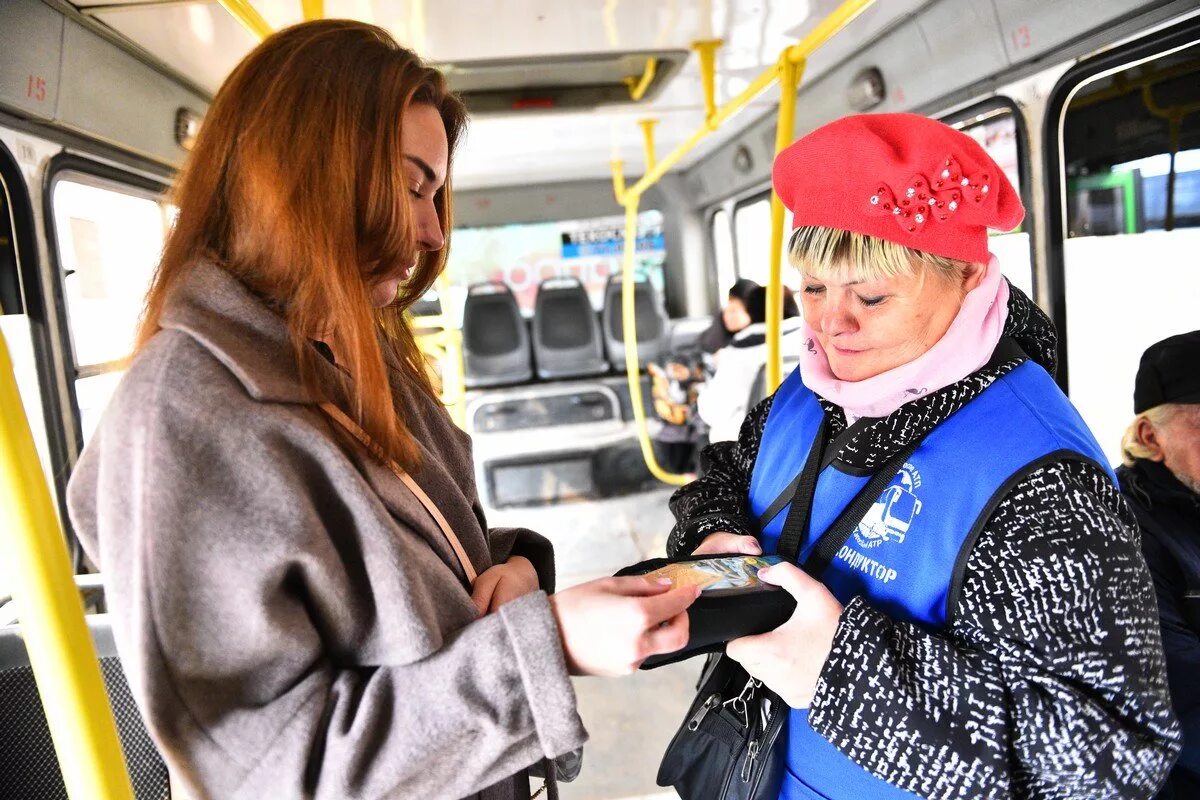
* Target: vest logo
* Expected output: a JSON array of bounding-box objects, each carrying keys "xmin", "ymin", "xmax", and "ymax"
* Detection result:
[{"xmin": 853, "ymin": 462, "xmax": 923, "ymax": 548}]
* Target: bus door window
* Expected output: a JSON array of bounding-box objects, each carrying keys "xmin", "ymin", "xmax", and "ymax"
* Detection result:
[
  {"xmin": 0, "ymin": 148, "xmax": 54, "ymax": 505},
  {"xmin": 1057, "ymin": 42, "xmax": 1200, "ymax": 465},
  {"xmin": 711, "ymin": 208, "xmax": 736, "ymax": 296},
  {"xmin": 50, "ymin": 177, "xmax": 170, "ymax": 444},
  {"xmin": 954, "ymin": 107, "xmax": 1034, "ymax": 299},
  {"xmin": 732, "ymin": 193, "xmax": 797, "ymax": 289}
]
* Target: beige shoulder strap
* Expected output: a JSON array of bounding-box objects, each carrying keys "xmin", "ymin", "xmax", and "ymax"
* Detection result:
[{"xmin": 319, "ymin": 402, "xmax": 477, "ymax": 585}]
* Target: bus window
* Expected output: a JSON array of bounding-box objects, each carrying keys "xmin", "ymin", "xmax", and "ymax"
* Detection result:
[
  {"xmin": 51, "ymin": 177, "xmax": 170, "ymax": 443},
  {"xmin": 955, "ymin": 107, "xmax": 1034, "ymax": 299},
  {"xmin": 447, "ymin": 210, "xmax": 666, "ymax": 317},
  {"xmin": 1057, "ymin": 42, "xmax": 1200, "ymax": 465},
  {"xmin": 711, "ymin": 208, "xmax": 736, "ymax": 296},
  {"xmin": 733, "ymin": 194, "xmax": 796, "ymax": 289}
]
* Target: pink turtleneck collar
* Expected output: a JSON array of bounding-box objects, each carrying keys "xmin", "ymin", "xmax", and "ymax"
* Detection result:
[{"xmin": 799, "ymin": 254, "xmax": 1009, "ymax": 423}]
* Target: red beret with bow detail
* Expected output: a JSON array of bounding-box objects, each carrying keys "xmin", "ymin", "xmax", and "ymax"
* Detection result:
[{"xmin": 772, "ymin": 113, "xmax": 1024, "ymax": 265}]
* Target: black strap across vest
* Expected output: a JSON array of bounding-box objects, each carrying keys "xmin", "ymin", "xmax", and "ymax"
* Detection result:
[{"xmin": 767, "ymin": 337, "xmax": 1028, "ymax": 574}]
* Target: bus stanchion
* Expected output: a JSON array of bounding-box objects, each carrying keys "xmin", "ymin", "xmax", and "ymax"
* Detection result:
[
  {"xmin": 611, "ymin": 0, "xmax": 876, "ymax": 485},
  {"xmin": 0, "ymin": 329, "xmax": 135, "ymax": 800}
]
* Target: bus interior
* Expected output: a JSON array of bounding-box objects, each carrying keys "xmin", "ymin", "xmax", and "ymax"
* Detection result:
[{"xmin": 2, "ymin": 0, "xmax": 1199, "ymax": 797}]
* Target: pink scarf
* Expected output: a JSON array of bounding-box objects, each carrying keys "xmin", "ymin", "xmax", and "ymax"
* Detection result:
[{"xmin": 799, "ymin": 254, "xmax": 1009, "ymax": 421}]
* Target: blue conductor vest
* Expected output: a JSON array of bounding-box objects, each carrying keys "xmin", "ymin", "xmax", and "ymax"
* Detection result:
[{"xmin": 748, "ymin": 358, "xmax": 1113, "ymax": 800}]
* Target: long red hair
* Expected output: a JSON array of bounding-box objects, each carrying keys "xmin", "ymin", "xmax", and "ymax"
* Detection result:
[{"xmin": 137, "ymin": 20, "xmax": 467, "ymax": 470}]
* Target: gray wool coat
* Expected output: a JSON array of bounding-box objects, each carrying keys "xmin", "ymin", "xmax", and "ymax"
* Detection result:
[{"xmin": 67, "ymin": 261, "xmax": 588, "ymax": 799}]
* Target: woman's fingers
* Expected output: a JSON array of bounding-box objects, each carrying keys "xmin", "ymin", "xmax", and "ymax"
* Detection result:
[
  {"xmin": 469, "ymin": 567, "xmax": 503, "ymax": 616},
  {"xmin": 756, "ymin": 561, "xmax": 815, "ymax": 599},
  {"xmin": 607, "ymin": 575, "xmax": 677, "ymax": 597},
  {"xmin": 637, "ymin": 585, "xmax": 701, "ymax": 627},
  {"xmin": 641, "ymin": 610, "xmax": 691, "ymax": 657},
  {"xmin": 691, "ymin": 532, "xmax": 763, "ymax": 556}
]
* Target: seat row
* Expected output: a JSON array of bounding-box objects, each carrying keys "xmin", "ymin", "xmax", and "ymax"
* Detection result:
[{"xmin": 463, "ymin": 274, "xmax": 669, "ymax": 388}]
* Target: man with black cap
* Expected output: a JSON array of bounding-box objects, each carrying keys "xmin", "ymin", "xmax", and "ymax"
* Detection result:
[{"xmin": 1118, "ymin": 330, "xmax": 1200, "ymax": 799}]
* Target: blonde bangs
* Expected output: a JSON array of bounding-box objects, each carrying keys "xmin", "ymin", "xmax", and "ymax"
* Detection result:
[{"xmin": 787, "ymin": 225, "xmax": 974, "ymax": 284}]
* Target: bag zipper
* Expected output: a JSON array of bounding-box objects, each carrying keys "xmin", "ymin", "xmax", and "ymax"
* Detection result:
[
  {"xmin": 687, "ymin": 693, "xmax": 721, "ymax": 731},
  {"xmin": 745, "ymin": 696, "xmax": 788, "ymax": 794}
]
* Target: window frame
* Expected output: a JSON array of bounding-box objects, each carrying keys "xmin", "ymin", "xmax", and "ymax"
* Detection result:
[
  {"xmin": 940, "ymin": 96, "xmax": 1038, "ymax": 304},
  {"xmin": 706, "ymin": 205, "xmax": 736, "ymax": 309},
  {"xmin": 1042, "ymin": 15, "xmax": 1200, "ymax": 392},
  {"xmin": 1, "ymin": 140, "xmax": 78, "ymax": 538},
  {"xmin": 731, "ymin": 188, "xmax": 772, "ymax": 285},
  {"xmin": 42, "ymin": 153, "xmax": 168, "ymax": 457}
]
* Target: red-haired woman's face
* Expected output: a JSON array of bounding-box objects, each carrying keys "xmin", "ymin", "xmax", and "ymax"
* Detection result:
[{"xmin": 370, "ymin": 103, "xmax": 449, "ymax": 308}]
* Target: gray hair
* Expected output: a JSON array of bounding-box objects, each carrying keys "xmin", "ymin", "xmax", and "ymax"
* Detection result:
[{"xmin": 1121, "ymin": 404, "xmax": 1179, "ymax": 465}]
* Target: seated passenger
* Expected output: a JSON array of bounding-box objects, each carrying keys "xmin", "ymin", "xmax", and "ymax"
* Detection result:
[
  {"xmin": 667, "ymin": 113, "xmax": 1180, "ymax": 798},
  {"xmin": 648, "ymin": 352, "xmax": 707, "ymax": 475},
  {"xmin": 698, "ymin": 277, "xmax": 759, "ymax": 353},
  {"xmin": 66, "ymin": 21, "xmax": 698, "ymax": 800},
  {"xmin": 1117, "ymin": 330, "xmax": 1200, "ymax": 799},
  {"xmin": 696, "ymin": 286, "xmax": 803, "ymax": 443}
]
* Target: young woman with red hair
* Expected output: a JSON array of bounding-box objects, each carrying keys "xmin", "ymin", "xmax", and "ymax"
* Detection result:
[{"xmin": 68, "ymin": 20, "xmax": 696, "ymax": 799}]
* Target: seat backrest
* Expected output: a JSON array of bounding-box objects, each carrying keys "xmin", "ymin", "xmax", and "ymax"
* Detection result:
[
  {"xmin": 0, "ymin": 616, "xmax": 170, "ymax": 800},
  {"xmin": 532, "ymin": 277, "xmax": 607, "ymax": 379},
  {"xmin": 601, "ymin": 274, "xmax": 669, "ymax": 370},
  {"xmin": 462, "ymin": 282, "xmax": 533, "ymax": 387},
  {"xmin": 747, "ymin": 355, "xmax": 801, "ymax": 409}
]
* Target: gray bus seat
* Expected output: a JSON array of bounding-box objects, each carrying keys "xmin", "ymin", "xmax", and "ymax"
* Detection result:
[
  {"xmin": 462, "ymin": 282, "xmax": 533, "ymax": 387},
  {"xmin": 0, "ymin": 614, "xmax": 169, "ymax": 799},
  {"xmin": 532, "ymin": 278, "xmax": 607, "ymax": 379},
  {"xmin": 747, "ymin": 356, "xmax": 801, "ymax": 409},
  {"xmin": 665, "ymin": 316, "xmax": 715, "ymax": 354},
  {"xmin": 601, "ymin": 274, "xmax": 669, "ymax": 370}
]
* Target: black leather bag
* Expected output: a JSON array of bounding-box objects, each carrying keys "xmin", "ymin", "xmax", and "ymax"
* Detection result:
[{"xmin": 657, "ymin": 653, "xmax": 787, "ymax": 799}]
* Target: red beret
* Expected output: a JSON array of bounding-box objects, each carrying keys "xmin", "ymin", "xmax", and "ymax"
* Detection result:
[{"xmin": 772, "ymin": 113, "xmax": 1024, "ymax": 265}]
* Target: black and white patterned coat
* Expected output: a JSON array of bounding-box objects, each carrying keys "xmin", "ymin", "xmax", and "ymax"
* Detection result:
[{"xmin": 667, "ymin": 286, "xmax": 1181, "ymax": 799}]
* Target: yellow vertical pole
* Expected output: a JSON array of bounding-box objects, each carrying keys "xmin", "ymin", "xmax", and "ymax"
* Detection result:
[
  {"xmin": 0, "ymin": 330, "xmax": 135, "ymax": 800},
  {"xmin": 301, "ymin": 0, "xmax": 324, "ymax": 21},
  {"xmin": 691, "ymin": 40, "xmax": 724, "ymax": 127},
  {"xmin": 611, "ymin": 160, "xmax": 627, "ymax": 204},
  {"xmin": 766, "ymin": 55, "xmax": 802, "ymax": 393},
  {"xmin": 216, "ymin": 0, "xmax": 272, "ymax": 41},
  {"xmin": 621, "ymin": 197, "xmax": 688, "ymax": 486},
  {"xmin": 638, "ymin": 119, "xmax": 658, "ymax": 172}
]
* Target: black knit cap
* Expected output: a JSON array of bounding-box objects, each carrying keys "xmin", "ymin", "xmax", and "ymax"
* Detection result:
[{"xmin": 1134, "ymin": 330, "xmax": 1200, "ymax": 414}]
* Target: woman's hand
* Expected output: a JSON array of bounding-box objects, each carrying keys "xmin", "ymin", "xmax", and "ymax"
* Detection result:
[
  {"xmin": 471, "ymin": 556, "xmax": 539, "ymax": 615},
  {"xmin": 550, "ymin": 577, "xmax": 700, "ymax": 676},
  {"xmin": 726, "ymin": 561, "xmax": 843, "ymax": 709},
  {"xmin": 692, "ymin": 531, "xmax": 763, "ymax": 556}
]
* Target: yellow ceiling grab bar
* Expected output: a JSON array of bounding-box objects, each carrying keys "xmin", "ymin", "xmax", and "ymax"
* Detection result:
[
  {"xmin": 0, "ymin": 329, "xmax": 135, "ymax": 800},
  {"xmin": 691, "ymin": 39, "xmax": 723, "ymax": 127},
  {"xmin": 301, "ymin": 0, "xmax": 325, "ymax": 22},
  {"xmin": 611, "ymin": 0, "xmax": 875, "ymax": 486},
  {"xmin": 217, "ymin": 0, "xmax": 273, "ymax": 42},
  {"xmin": 626, "ymin": 58, "xmax": 659, "ymax": 102}
]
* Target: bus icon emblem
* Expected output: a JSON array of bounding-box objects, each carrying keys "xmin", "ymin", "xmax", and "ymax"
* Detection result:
[{"xmin": 854, "ymin": 464, "xmax": 923, "ymax": 549}]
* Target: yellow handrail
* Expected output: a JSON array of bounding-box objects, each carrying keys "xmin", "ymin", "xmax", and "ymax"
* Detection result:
[
  {"xmin": 612, "ymin": 0, "xmax": 875, "ymax": 485},
  {"xmin": 619, "ymin": 202, "xmax": 683, "ymax": 484},
  {"xmin": 638, "ymin": 119, "xmax": 658, "ymax": 172},
  {"xmin": 301, "ymin": 0, "xmax": 325, "ymax": 22},
  {"xmin": 217, "ymin": 0, "xmax": 272, "ymax": 41},
  {"xmin": 0, "ymin": 329, "xmax": 135, "ymax": 800},
  {"xmin": 766, "ymin": 54, "xmax": 803, "ymax": 393},
  {"xmin": 691, "ymin": 39, "xmax": 724, "ymax": 126},
  {"xmin": 625, "ymin": 58, "xmax": 659, "ymax": 102},
  {"xmin": 411, "ymin": 278, "xmax": 467, "ymax": 428}
]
